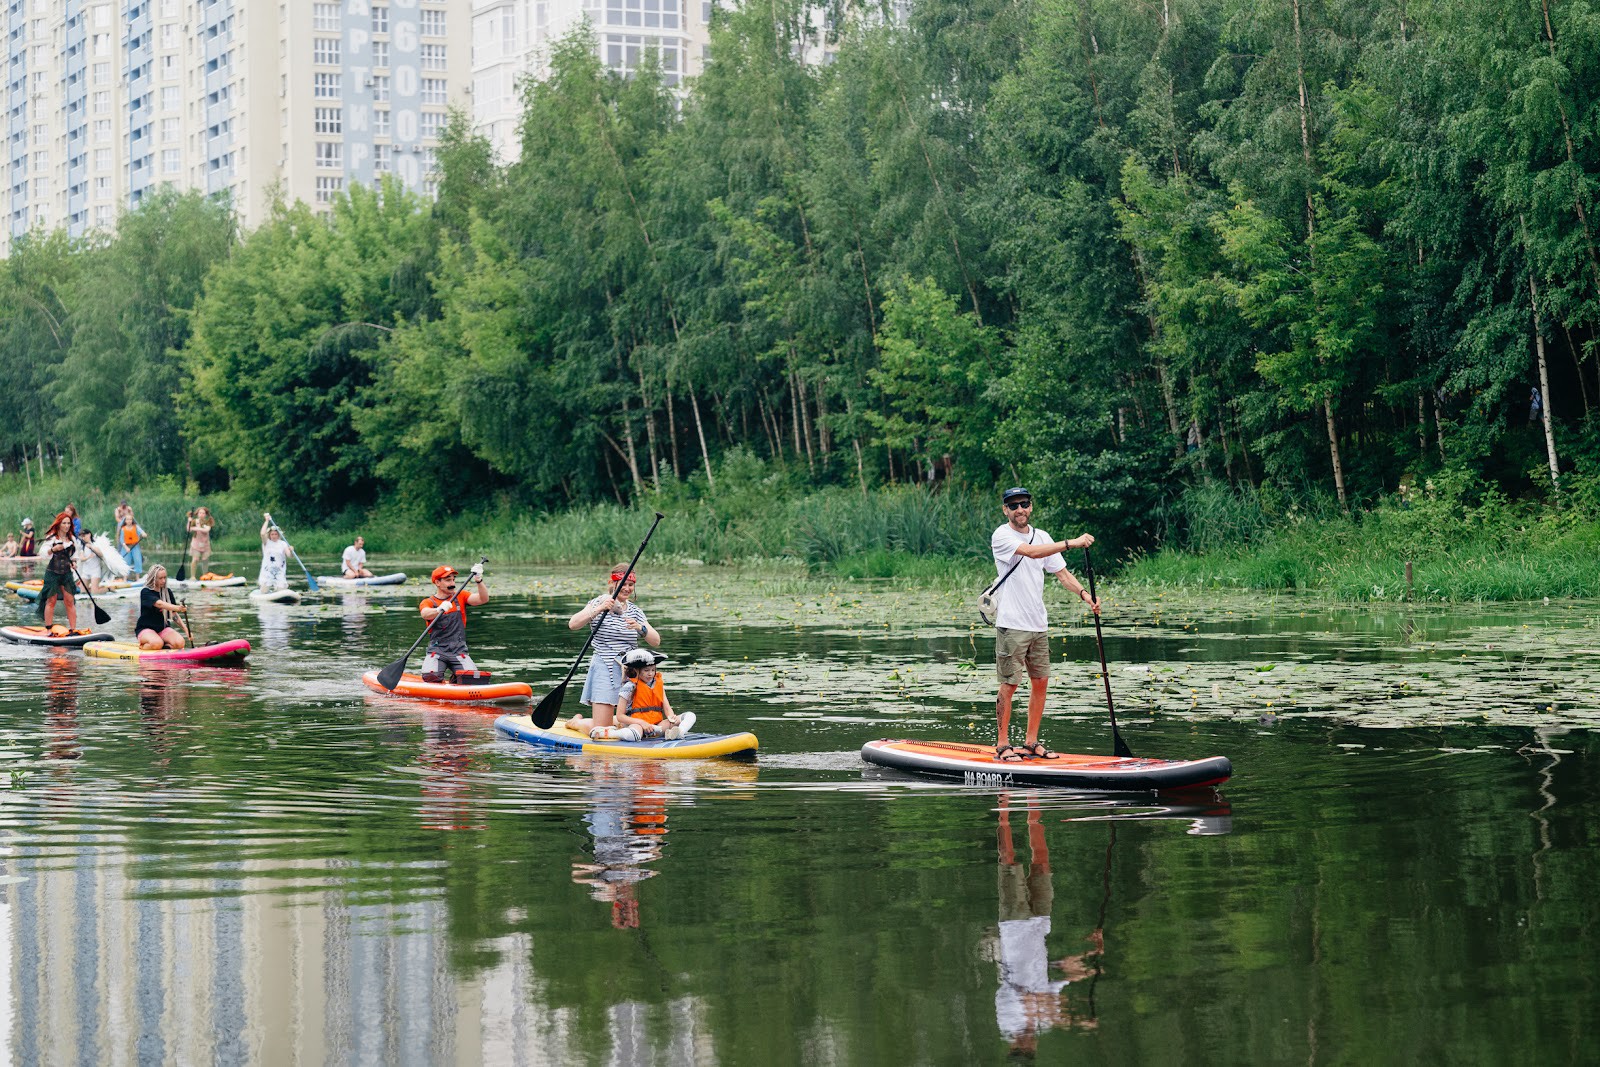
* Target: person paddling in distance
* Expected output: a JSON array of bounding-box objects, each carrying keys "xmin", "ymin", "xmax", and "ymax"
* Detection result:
[
  {"xmin": 568, "ymin": 649, "xmax": 695, "ymax": 740},
  {"xmin": 37, "ymin": 513, "xmax": 81, "ymax": 634},
  {"xmin": 186, "ymin": 507, "xmax": 214, "ymax": 575},
  {"xmin": 117, "ymin": 506, "xmax": 146, "ymax": 577},
  {"xmin": 258, "ymin": 513, "xmax": 293, "ymax": 592},
  {"xmin": 567, "ymin": 564, "xmax": 660, "ymax": 736},
  {"xmin": 135, "ymin": 565, "xmax": 188, "ymax": 650},
  {"xmin": 990, "ymin": 487, "xmax": 1099, "ymax": 762},
  {"xmin": 417, "ymin": 563, "xmax": 489, "ymax": 681},
  {"xmin": 18, "ymin": 518, "xmax": 36, "ymax": 558},
  {"xmin": 341, "ymin": 536, "xmax": 374, "ymax": 579}
]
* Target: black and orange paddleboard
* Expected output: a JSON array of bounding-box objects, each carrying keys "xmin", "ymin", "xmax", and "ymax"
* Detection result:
[
  {"xmin": 0, "ymin": 625, "xmax": 115, "ymax": 647},
  {"xmin": 861, "ymin": 738, "xmax": 1231, "ymax": 791}
]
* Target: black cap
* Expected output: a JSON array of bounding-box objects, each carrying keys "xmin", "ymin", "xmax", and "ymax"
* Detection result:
[{"xmin": 1001, "ymin": 487, "xmax": 1031, "ymax": 504}]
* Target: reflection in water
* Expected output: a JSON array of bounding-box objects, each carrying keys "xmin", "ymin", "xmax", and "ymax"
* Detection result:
[
  {"xmin": 992, "ymin": 794, "xmax": 1104, "ymax": 1054},
  {"xmin": 572, "ymin": 762, "xmax": 671, "ymax": 930},
  {"xmin": 340, "ymin": 595, "xmax": 367, "ymax": 644},
  {"xmin": 42, "ymin": 653, "xmax": 80, "ymax": 763},
  {"xmin": 137, "ymin": 673, "xmax": 190, "ymax": 767},
  {"xmin": 256, "ymin": 603, "xmax": 292, "ymax": 652},
  {"xmin": 417, "ymin": 712, "xmax": 486, "ymax": 832}
]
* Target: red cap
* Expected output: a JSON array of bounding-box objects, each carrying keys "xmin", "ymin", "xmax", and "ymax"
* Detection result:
[{"xmin": 431, "ymin": 565, "xmax": 457, "ymax": 583}]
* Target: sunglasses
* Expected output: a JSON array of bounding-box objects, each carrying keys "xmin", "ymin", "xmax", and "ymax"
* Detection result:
[{"xmin": 1004, "ymin": 500, "xmax": 1032, "ymax": 510}]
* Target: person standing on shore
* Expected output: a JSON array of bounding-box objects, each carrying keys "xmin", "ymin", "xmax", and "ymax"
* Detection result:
[{"xmin": 990, "ymin": 487, "xmax": 1098, "ymax": 762}]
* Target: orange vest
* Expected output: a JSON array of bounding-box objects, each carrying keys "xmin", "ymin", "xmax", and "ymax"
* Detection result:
[
  {"xmin": 121, "ymin": 524, "xmax": 139, "ymax": 546},
  {"xmin": 627, "ymin": 672, "xmax": 666, "ymax": 724}
]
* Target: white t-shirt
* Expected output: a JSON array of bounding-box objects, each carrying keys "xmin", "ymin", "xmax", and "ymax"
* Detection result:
[
  {"xmin": 995, "ymin": 915, "xmax": 1070, "ymax": 1041},
  {"xmin": 262, "ymin": 538, "xmax": 290, "ymax": 569},
  {"xmin": 342, "ymin": 545, "xmax": 366, "ymax": 570},
  {"xmin": 991, "ymin": 524, "xmax": 1065, "ymax": 632}
]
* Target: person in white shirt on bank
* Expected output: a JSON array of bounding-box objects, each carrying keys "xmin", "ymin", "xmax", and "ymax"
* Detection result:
[
  {"xmin": 341, "ymin": 536, "xmax": 374, "ymax": 579},
  {"xmin": 989, "ymin": 486, "xmax": 1098, "ymax": 762},
  {"xmin": 259, "ymin": 514, "xmax": 293, "ymax": 592}
]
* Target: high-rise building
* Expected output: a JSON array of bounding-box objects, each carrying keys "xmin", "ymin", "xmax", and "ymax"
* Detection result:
[
  {"xmin": 469, "ymin": 0, "xmax": 713, "ymax": 163},
  {"xmin": 1, "ymin": 0, "xmax": 471, "ymax": 258}
]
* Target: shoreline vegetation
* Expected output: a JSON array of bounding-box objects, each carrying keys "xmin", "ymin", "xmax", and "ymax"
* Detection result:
[{"xmin": 11, "ymin": 465, "xmax": 1600, "ymax": 602}]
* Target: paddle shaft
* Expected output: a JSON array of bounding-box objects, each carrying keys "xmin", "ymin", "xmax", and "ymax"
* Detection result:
[
  {"xmin": 168, "ymin": 562, "xmax": 194, "ymax": 643},
  {"xmin": 1082, "ymin": 548, "xmax": 1133, "ymax": 759},
  {"xmin": 376, "ymin": 557, "xmax": 486, "ymax": 691},
  {"xmin": 532, "ymin": 512, "xmax": 664, "ymax": 728}
]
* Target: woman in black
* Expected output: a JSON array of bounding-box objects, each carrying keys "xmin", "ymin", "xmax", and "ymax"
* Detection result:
[
  {"xmin": 37, "ymin": 513, "xmax": 79, "ymax": 633},
  {"xmin": 136, "ymin": 565, "xmax": 188, "ymax": 650}
]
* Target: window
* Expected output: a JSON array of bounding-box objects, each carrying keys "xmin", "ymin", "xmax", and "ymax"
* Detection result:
[
  {"xmin": 96, "ymin": 204, "xmax": 111, "ymax": 225},
  {"xmin": 161, "ymin": 86, "xmax": 180, "ymax": 110},
  {"xmin": 420, "ymin": 110, "xmax": 443, "ymax": 137},
  {"xmin": 421, "ymin": 78, "xmax": 446, "ymax": 105},
  {"xmin": 93, "ymin": 91, "xmax": 109, "ymax": 114},
  {"xmin": 162, "ymin": 148, "xmax": 180, "ymax": 173},
  {"xmin": 373, "ymin": 109, "xmax": 389, "ymax": 136},
  {"xmin": 93, "ymin": 120, "xmax": 111, "ymax": 142},
  {"xmin": 313, "ymin": 72, "xmax": 342, "ymax": 98},
  {"xmin": 93, "ymin": 62, "xmax": 110, "ymax": 86},
  {"xmin": 603, "ymin": 34, "xmax": 683, "ymax": 85},
  {"xmin": 94, "ymin": 147, "xmax": 110, "ymax": 169},
  {"xmin": 314, "ymin": 107, "xmax": 341, "ymax": 133},
  {"xmin": 161, "ymin": 24, "xmax": 177, "ymax": 48},
  {"xmin": 160, "ymin": 0, "xmax": 177, "ymax": 17},
  {"xmin": 420, "ymin": 9, "xmax": 445, "ymax": 35},
  {"xmin": 94, "ymin": 175, "xmax": 110, "ymax": 197},
  {"xmin": 314, "ymin": 175, "xmax": 343, "ymax": 203},
  {"xmin": 314, "ymin": 38, "xmax": 340, "ymax": 65},
  {"xmin": 314, "ymin": 141, "xmax": 342, "ymax": 169},
  {"xmin": 371, "ymin": 75, "xmax": 389, "ymax": 102},
  {"xmin": 32, "ymin": 177, "xmax": 48, "ymax": 197},
  {"xmin": 371, "ymin": 40, "xmax": 389, "ymax": 68},
  {"xmin": 373, "ymin": 143, "xmax": 391, "ymax": 172},
  {"xmin": 161, "ymin": 54, "xmax": 177, "ymax": 79},
  {"xmin": 371, "ymin": 5, "xmax": 388, "ymax": 33},
  {"xmin": 605, "ymin": 0, "xmax": 680, "ymax": 29},
  {"xmin": 313, "ymin": 3, "xmax": 339, "ymax": 31},
  {"xmin": 420, "ymin": 44, "xmax": 446, "ymax": 70},
  {"xmin": 162, "ymin": 117, "xmax": 179, "ymax": 142}
]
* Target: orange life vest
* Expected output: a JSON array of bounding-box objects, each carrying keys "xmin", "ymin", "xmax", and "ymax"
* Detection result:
[
  {"xmin": 626, "ymin": 672, "xmax": 666, "ymax": 724},
  {"xmin": 121, "ymin": 524, "xmax": 139, "ymax": 547}
]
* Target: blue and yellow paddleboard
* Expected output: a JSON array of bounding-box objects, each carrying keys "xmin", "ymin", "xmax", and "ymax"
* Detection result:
[{"xmin": 495, "ymin": 714, "xmax": 758, "ymax": 760}]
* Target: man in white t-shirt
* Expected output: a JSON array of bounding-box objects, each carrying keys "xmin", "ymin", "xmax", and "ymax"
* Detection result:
[
  {"xmin": 990, "ymin": 487, "xmax": 1098, "ymax": 762},
  {"xmin": 341, "ymin": 536, "xmax": 374, "ymax": 579}
]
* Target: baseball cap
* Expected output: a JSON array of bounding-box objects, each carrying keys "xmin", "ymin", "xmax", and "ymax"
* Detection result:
[
  {"xmin": 1001, "ymin": 487, "xmax": 1032, "ymax": 504},
  {"xmin": 430, "ymin": 565, "xmax": 458, "ymax": 583}
]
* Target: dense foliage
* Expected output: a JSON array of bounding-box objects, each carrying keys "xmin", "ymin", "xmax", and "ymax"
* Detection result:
[{"xmin": 5, "ymin": 0, "xmax": 1600, "ymax": 561}]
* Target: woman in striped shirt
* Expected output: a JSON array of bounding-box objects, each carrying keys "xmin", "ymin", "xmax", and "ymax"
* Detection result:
[{"xmin": 566, "ymin": 563, "xmax": 661, "ymax": 737}]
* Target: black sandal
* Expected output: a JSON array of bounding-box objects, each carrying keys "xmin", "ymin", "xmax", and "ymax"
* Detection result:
[
  {"xmin": 1019, "ymin": 741, "xmax": 1062, "ymax": 760},
  {"xmin": 994, "ymin": 744, "xmax": 1025, "ymax": 762}
]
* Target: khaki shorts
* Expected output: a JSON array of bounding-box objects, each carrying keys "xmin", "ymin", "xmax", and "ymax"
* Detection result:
[{"xmin": 995, "ymin": 627, "xmax": 1050, "ymax": 685}]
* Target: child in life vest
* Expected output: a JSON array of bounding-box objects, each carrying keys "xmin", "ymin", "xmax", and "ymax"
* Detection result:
[{"xmin": 573, "ymin": 649, "xmax": 696, "ymax": 741}]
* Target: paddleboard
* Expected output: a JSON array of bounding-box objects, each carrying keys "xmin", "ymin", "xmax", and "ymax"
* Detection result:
[
  {"xmin": 496, "ymin": 714, "xmax": 759, "ymax": 760},
  {"xmin": 361, "ymin": 669, "xmax": 532, "ymax": 705},
  {"xmin": 0, "ymin": 625, "xmax": 114, "ymax": 647},
  {"xmin": 317, "ymin": 573, "xmax": 406, "ymax": 588},
  {"xmin": 249, "ymin": 588, "xmax": 302, "ymax": 604},
  {"xmin": 85, "ymin": 639, "xmax": 251, "ymax": 664},
  {"xmin": 860, "ymin": 739, "xmax": 1232, "ymax": 791},
  {"xmin": 170, "ymin": 575, "xmax": 246, "ymax": 589}
]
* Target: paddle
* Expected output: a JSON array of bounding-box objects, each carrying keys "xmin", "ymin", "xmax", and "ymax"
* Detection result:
[
  {"xmin": 68, "ymin": 563, "xmax": 112, "ymax": 626},
  {"xmin": 170, "ymin": 562, "xmax": 195, "ymax": 645},
  {"xmin": 531, "ymin": 512, "xmax": 664, "ymax": 729},
  {"xmin": 1081, "ymin": 548, "xmax": 1134, "ymax": 759},
  {"xmin": 374, "ymin": 556, "xmax": 487, "ymax": 692},
  {"xmin": 265, "ymin": 513, "xmax": 318, "ymax": 592}
]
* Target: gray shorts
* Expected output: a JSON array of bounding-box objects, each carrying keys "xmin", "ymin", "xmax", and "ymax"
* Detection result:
[
  {"xmin": 422, "ymin": 650, "xmax": 477, "ymax": 676},
  {"xmin": 996, "ymin": 627, "xmax": 1050, "ymax": 685}
]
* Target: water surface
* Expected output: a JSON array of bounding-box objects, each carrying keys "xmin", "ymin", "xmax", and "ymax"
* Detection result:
[{"xmin": 0, "ymin": 560, "xmax": 1593, "ymax": 1064}]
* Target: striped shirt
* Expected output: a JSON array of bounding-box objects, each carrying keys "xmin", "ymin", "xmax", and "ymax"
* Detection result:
[{"xmin": 584, "ymin": 596, "xmax": 649, "ymax": 658}]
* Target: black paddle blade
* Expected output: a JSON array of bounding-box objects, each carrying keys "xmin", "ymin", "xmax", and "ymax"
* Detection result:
[
  {"xmin": 531, "ymin": 680, "xmax": 568, "ymax": 729},
  {"xmin": 92, "ymin": 604, "xmax": 110, "ymax": 626},
  {"xmin": 1112, "ymin": 728, "xmax": 1133, "ymax": 759},
  {"xmin": 175, "ymin": 561, "xmax": 187, "ymax": 583},
  {"xmin": 375, "ymin": 656, "xmax": 410, "ymax": 692}
]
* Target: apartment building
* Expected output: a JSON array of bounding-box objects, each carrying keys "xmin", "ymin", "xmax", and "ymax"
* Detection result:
[
  {"xmin": 2, "ymin": 0, "xmax": 470, "ymax": 258},
  {"xmin": 470, "ymin": 0, "xmax": 714, "ymax": 163}
]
